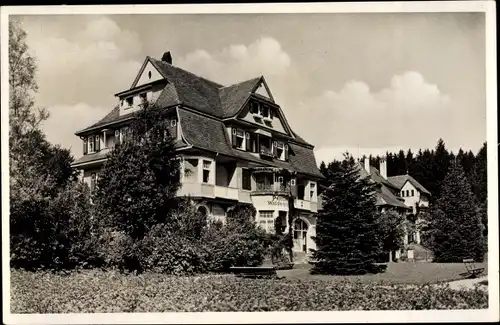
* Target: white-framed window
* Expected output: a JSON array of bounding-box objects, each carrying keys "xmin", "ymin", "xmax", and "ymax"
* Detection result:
[
  {"xmin": 275, "ymin": 141, "xmax": 285, "ymax": 160},
  {"xmin": 125, "ymin": 97, "xmax": 134, "ymax": 107},
  {"xmin": 202, "ymin": 160, "xmax": 211, "ymax": 183},
  {"xmin": 290, "ymin": 178, "xmax": 296, "ymax": 186},
  {"xmin": 310, "ymin": 182, "xmax": 316, "ymax": 201},
  {"xmin": 401, "ymin": 191, "xmax": 405, "ymax": 197},
  {"xmin": 233, "ymin": 129, "xmax": 245, "ymax": 150},
  {"xmin": 139, "ymin": 92, "xmax": 148, "ymax": 105},
  {"xmin": 411, "ymin": 189, "xmax": 415, "ymax": 196},
  {"xmin": 242, "ymin": 168, "xmax": 252, "ymax": 190},
  {"xmin": 88, "ymin": 136, "xmax": 95, "ymax": 152},
  {"xmin": 259, "ymin": 210, "xmax": 275, "ymax": 233},
  {"xmin": 259, "ymin": 105, "xmax": 270, "ymax": 119},
  {"xmin": 250, "ymin": 102, "xmax": 259, "ymax": 114},
  {"xmin": 114, "ymin": 129, "xmax": 121, "ymax": 145}
]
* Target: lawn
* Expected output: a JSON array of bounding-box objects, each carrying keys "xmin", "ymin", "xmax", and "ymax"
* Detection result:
[
  {"xmin": 10, "ymin": 266, "xmax": 488, "ymax": 313},
  {"xmin": 279, "ymin": 262, "xmax": 489, "ymax": 285}
]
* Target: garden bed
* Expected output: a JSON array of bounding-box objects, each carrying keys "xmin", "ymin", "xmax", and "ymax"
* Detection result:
[{"xmin": 10, "ymin": 268, "xmax": 487, "ymax": 313}]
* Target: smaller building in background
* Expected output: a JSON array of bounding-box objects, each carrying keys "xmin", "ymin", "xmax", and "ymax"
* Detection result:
[
  {"xmin": 387, "ymin": 174, "xmax": 431, "ymax": 215},
  {"xmin": 356, "ymin": 157, "xmax": 432, "ymax": 247}
]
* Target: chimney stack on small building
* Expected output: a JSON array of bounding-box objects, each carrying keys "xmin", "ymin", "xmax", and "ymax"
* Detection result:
[
  {"xmin": 379, "ymin": 157, "xmax": 387, "ymax": 179},
  {"xmin": 364, "ymin": 157, "xmax": 371, "ymax": 174},
  {"xmin": 162, "ymin": 51, "xmax": 173, "ymax": 65}
]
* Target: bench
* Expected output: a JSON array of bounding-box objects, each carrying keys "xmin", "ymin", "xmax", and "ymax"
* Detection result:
[
  {"xmin": 461, "ymin": 259, "xmax": 485, "ymax": 278},
  {"xmin": 229, "ymin": 266, "xmax": 280, "ymax": 279}
]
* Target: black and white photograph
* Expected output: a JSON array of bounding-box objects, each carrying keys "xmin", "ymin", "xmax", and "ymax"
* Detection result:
[{"xmin": 1, "ymin": 2, "xmax": 498, "ymax": 324}]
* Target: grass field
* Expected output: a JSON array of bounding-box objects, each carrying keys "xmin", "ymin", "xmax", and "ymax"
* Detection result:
[
  {"xmin": 279, "ymin": 262, "xmax": 488, "ymax": 285},
  {"xmin": 10, "ymin": 263, "xmax": 488, "ymax": 313}
]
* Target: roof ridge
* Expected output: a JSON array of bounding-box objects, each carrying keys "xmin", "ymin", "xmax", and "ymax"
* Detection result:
[
  {"xmin": 151, "ymin": 57, "xmax": 224, "ymax": 88},
  {"xmin": 219, "ymin": 76, "xmax": 262, "ymax": 90}
]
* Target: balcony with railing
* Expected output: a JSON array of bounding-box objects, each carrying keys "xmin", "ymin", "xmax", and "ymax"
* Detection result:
[
  {"xmin": 259, "ymin": 146, "xmax": 274, "ymax": 158},
  {"xmin": 253, "ymin": 182, "xmax": 291, "ymax": 195}
]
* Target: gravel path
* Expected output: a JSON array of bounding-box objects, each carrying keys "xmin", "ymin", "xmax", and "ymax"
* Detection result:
[{"xmin": 445, "ymin": 276, "xmax": 488, "ymax": 291}]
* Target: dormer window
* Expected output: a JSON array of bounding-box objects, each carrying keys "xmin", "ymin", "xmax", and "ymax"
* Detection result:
[
  {"xmin": 139, "ymin": 93, "xmax": 148, "ymax": 106},
  {"xmin": 232, "ymin": 128, "xmax": 245, "ymax": 150},
  {"xmin": 250, "ymin": 102, "xmax": 259, "ymax": 114},
  {"xmin": 125, "ymin": 97, "xmax": 134, "ymax": 107},
  {"xmin": 260, "ymin": 105, "xmax": 269, "ymax": 119},
  {"xmin": 273, "ymin": 141, "xmax": 288, "ymax": 161}
]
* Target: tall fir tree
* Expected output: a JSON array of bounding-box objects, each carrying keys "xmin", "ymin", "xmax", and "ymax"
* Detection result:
[
  {"xmin": 405, "ymin": 149, "xmax": 414, "ymax": 175},
  {"xmin": 310, "ymin": 154, "xmax": 384, "ymax": 275},
  {"xmin": 427, "ymin": 161, "xmax": 486, "ymax": 262},
  {"xmin": 395, "ymin": 149, "xmax": 407, "ymax": 175},
  {"xmin": 431, "ymin": 138, "xmax": 451, "ymax": 199},
  {"xmin": 471, "ymin": 142, "xmax": 487, "ymax": 204}
]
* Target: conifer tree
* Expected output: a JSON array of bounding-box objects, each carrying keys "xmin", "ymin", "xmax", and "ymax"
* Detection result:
[
  {"xmin": 427, "ymin": 161, "xmax": 486, "ymax": 262},
  {"xmin": 310, "ymin": 154, "xmax": 384, "ymax": 275}
]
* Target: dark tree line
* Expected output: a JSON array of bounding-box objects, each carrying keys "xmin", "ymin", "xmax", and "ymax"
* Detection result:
[{"xmin": 320, "ymin": 139, "xmax": 488, "ymax": 206}]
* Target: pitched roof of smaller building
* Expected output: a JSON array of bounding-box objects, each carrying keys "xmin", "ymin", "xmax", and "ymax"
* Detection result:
[
  {"xmin": 356, "ymin": 162, "xmax": 410, "ymax": 209},
  {"xmin": 388, "ymin": 174, "xmax": 431, "ymax": 195}
]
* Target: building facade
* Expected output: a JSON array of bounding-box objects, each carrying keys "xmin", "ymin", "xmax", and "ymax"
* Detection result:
[
  {"xmin": 71, "ymin": 52, "xmax": 323, "ymax": 255},
  {"xmin": 357, "ymin": 158, "xmax": 431, "ymax": 246}
]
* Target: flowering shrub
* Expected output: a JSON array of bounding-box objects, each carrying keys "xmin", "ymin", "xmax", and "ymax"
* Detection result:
[{"xmin": 10, "ymin": 269, "xmax": 488, "ymax": 313}]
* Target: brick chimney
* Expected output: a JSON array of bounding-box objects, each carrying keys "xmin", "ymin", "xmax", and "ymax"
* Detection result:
[
  {"xmin": 161, "ymin": 51, "xmax": 172, "ymax": 65},
  {"xmin": 380, "ymin": 157, "xmax": 387, "ymax": 179},
  {"xmin": 364, "ymin": 157, "xmax": 370, "ymax": 174}
]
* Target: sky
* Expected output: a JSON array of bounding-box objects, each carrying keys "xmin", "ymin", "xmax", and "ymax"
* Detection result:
[{"xmin": 16, "ymin": 12, "xmax": 486, "ymax": 164}]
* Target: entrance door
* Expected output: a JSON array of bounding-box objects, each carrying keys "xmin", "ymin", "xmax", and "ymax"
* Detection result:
[{"xmin": 293, "ymin": 218, "xmax": 308, "ymax": 252}]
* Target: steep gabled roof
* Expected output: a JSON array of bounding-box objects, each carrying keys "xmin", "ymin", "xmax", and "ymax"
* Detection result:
[
  {"xmin": 388, "ymin": 174, "xmax": 432, "ymax": 195},
  {"xmin": 75, "ymin": 106, "xmax": 130, "ymax": 135},
  {"xmin": 219, "ymin": 77, "xmax": 261, "ymax": 118},
  {"xmin": 178, "ymin": 108, "xmax": 322, "ymax": 178},
  {"xmin": 356, "ymin": 162, "xmax": 410, "ymax": 209},
  {"xmin": 378, "ymin": 185, "xmax": 409, "ymax": 208},
  {"xmin": 150, "ymin": 58, "xmax": 224, "ymax": 116}
]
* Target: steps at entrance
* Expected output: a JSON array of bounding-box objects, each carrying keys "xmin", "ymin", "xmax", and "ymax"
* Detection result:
[{"xmin": 293, "ymin": 251, "xmax": 309, "ymax": 264}]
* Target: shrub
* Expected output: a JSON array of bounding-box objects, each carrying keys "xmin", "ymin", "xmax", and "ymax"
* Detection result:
[
  {"xmin": 137, "ymin": 224, "xmax": 209, "ymax": 275},
  {"xmin": 96, "ymin": 230, "xmax": 138, "ymax": 272},
  {"xmin": 10, "ymin": 180, "xmax": 95, "ymax": 270},
  {"xmin": 200, "ymin": 204, "xmax": 269, "ymax": 272},
  {"xmin": 10, "ymin": 269, "xmax": 488, "ymax": 313}
]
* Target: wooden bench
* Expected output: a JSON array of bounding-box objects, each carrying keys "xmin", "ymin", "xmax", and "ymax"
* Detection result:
[
  {"xmin": 461, "ymin": 259, "xmax": 485, "ymax": 278},
  {"xmin": 229, "ymin": 266, "xmax": 280, "ymax": 279}
]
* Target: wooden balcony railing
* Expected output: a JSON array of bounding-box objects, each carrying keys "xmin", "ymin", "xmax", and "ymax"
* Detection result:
[{"xmin": 254, "ymin": 183, "xmax": 290, "ymax": 193}]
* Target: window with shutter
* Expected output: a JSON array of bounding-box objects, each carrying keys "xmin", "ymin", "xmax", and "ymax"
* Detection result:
[
  {"xmin": 114, "ymin": 130, "xmax": 121, "ymax": 145},
  {"xmin": 83, "ymin": 139, "xmax": 88, "ymax": 155},
  {"xmin": 88, "ymin": 136, "xmax": 94, "ymax": 153},
  {"xmin": 95, "ymin": 135, "xmax": 100, "ymax": 151},
  {"xmin": 284, "ymin": 144, "xmax": 289, "ymax": 161},
  {"xmin": 245, "ymin": 132, "xmax": 251, "ymax": 151}
]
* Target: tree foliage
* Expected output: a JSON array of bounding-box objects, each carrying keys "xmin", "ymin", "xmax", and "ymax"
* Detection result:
[
  {"xmin": 425, "ymin": 162, "xmax": 486, "ymax": 262},
  {"xmin": 376, "ymin": 210, "xmax": 406, "ymax": 257},
  {"xmin": 9, "ymin": 20, "xmax": 86, "ymax": 270},
  {"xmin": 92, "ymin": 102, "xmax": 181, "ymax": 240},
  {"xmin": 310, "ymin": 154, "xmax": 384, "ymax": 275},
  {"xmin": 319, "ymin": 139, "xmax": 487, "ymax": 206}
]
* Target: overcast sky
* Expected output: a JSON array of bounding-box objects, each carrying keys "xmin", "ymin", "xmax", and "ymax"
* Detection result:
[{"xmin": 17, "ymin": 12, "xmax": 486, "ymax": 163}]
